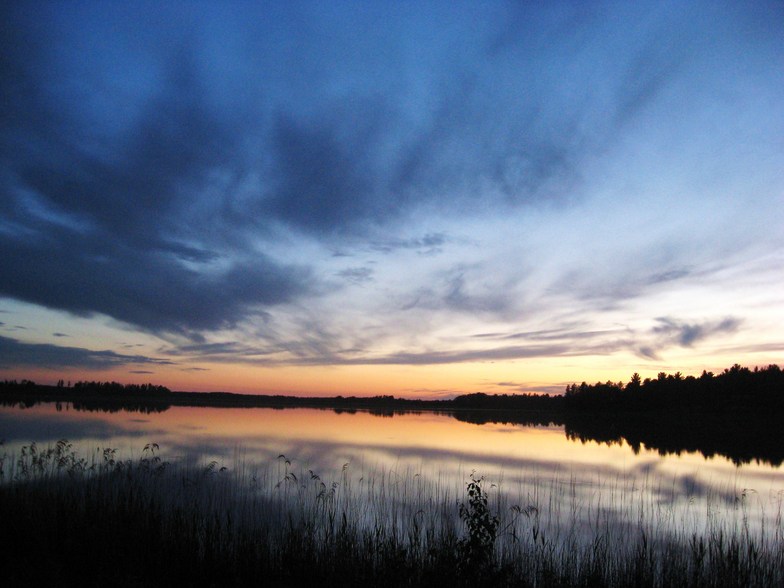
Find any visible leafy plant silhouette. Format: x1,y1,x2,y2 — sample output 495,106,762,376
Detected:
457,472,499,576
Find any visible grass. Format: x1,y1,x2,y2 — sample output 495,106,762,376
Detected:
0,441,782,587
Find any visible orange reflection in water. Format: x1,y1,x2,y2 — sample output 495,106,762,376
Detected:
3,404,781,492
1,403,624,469
3,403,783,534
31,406,773,483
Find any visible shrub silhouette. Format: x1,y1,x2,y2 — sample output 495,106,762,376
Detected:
457,473,499,576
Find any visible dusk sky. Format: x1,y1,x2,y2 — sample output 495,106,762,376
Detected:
1,1,782,398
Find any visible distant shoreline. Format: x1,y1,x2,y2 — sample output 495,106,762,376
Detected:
3,364,784,467
3,363,782,415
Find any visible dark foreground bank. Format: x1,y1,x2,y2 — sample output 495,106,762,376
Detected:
0,442,781,588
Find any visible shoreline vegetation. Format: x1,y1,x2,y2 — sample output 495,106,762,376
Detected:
2,363,783,466
2,362,781,412
1,441,782,587
2,362,781,411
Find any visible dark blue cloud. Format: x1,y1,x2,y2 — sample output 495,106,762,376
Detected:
0,230,308,334
1,4,313,335
265,113,390,235
0,31,310,332
0,335,175,370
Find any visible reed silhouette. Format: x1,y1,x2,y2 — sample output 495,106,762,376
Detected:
1,442,781,587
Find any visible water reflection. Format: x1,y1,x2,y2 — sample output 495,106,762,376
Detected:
1,402,782,540
5,398,780,468
452,409,784,467
0,398,171,414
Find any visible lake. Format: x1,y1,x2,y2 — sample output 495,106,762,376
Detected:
2,401,782,543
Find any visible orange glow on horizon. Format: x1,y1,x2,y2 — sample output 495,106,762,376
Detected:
3,347,782,400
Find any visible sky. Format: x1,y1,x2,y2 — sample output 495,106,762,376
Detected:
1,1,783,398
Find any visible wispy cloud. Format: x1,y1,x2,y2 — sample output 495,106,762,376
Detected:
147,312,747,369
336,267,374,284
652,317,741,347
636,317,742,361
370,233,449,255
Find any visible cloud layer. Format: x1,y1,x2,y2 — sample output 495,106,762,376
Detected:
1,1,782,383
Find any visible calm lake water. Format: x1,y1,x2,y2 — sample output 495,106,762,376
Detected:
2,402,783,538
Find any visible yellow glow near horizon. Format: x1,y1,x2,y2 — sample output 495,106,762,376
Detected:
5,343,783,400
3,300,782,399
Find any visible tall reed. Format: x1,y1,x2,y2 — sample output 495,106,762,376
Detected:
0,440,781,587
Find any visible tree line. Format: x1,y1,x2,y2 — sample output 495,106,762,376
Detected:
562,363,783,413
1,379,171,398
2,363,781,415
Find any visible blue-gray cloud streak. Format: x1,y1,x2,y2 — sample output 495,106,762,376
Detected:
0,335,175,370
